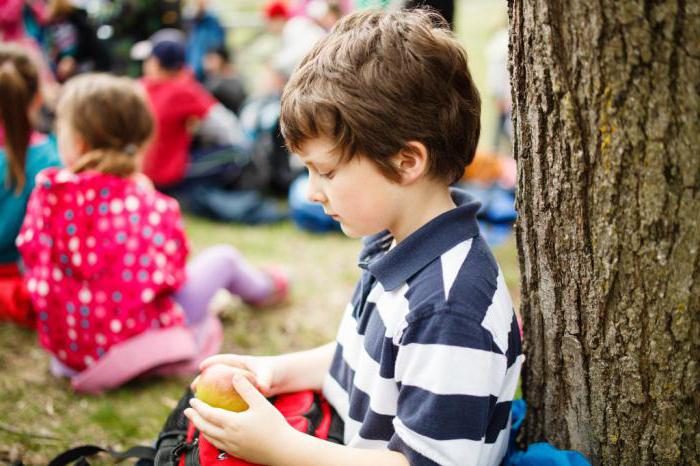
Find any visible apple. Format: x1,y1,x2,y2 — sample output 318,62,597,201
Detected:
195,364,249,412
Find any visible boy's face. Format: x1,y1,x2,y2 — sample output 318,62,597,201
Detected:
297,137,403,239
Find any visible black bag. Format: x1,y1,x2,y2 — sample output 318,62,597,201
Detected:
46,388,343,466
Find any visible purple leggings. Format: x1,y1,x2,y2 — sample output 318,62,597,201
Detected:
174,244,272,325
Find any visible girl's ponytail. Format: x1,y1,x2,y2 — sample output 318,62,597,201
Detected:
0,45,39,193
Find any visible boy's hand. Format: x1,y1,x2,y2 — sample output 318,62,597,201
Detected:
197,354,279,396
184,374,295,465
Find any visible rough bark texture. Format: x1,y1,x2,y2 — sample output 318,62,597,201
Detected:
509,0,699,464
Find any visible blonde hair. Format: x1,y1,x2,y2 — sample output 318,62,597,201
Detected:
0,44,39,193
57,74,154,177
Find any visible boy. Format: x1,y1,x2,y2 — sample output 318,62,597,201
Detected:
184,8,523,466
134,29,245,189
134,30,284,223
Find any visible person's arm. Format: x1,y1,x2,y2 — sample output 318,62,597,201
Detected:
270,341,336,393
197,103,248,148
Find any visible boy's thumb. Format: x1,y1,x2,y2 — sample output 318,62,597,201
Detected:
232,374,266,407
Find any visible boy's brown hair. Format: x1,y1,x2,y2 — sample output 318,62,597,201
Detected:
280,8,481,184
57,73,154,177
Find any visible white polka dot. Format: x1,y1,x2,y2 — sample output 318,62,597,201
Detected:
52,267,63,281
66,315,76,326
152,270,164,284
78,288,92,303
141,288,154,303
164,240,177,255
37,280,49,296
56,170,72,183
86,189,95,200
72,253,82,266
86,237,96,248
110,320,122,333
76,194,84,205
95,333,106,345
155,199,167,213
84,356,95,366
24,229,34,242
27,278,37,293
68,237,80,251
68,328,77,340
87,252,97,265
47,194,57,205
110,199,124,214
155,254,166,267
125,196,140,211
148,212,161,225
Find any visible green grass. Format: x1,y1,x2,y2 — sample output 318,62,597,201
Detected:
0,217,518,464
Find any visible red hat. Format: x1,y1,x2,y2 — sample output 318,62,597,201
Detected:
264,1,290,20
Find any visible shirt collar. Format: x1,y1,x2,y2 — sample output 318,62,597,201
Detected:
359,188,481,291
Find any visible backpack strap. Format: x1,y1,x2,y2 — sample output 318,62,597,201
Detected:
47,444,156,466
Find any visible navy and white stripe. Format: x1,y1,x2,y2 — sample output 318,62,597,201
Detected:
322,189,523,466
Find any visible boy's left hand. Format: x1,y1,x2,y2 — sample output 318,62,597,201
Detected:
184,374,294,464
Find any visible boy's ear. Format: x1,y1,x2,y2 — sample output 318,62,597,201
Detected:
394,141,429,185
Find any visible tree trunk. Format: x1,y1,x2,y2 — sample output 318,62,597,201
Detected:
509,0,699,464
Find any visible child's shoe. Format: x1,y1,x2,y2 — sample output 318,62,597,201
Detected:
247,266,290,308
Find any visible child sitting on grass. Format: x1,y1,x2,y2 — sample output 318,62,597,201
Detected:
17,73,289,393
184,8,523,466
0,43,61,327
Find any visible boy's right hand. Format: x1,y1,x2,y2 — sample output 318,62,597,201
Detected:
194,354,279,397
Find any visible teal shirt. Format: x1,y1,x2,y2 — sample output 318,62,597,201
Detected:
0,138,61,264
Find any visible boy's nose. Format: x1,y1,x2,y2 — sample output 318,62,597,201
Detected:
306,175,326,204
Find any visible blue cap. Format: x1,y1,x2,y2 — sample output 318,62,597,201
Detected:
151,40,185,70
130,28,186,70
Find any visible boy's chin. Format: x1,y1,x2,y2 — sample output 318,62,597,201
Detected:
340,223,381,239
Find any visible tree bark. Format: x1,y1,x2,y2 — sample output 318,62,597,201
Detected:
509,0,699,464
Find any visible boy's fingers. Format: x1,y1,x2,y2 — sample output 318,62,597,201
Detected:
189,398,235,425
200,432,231,455
199,354,248,371
229,368,259,389
190,375,200,392
184,406,227,439
231,374,267,408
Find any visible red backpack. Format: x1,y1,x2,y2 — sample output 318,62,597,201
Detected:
47,388,344,466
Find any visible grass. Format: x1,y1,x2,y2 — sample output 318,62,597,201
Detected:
0,217,518,464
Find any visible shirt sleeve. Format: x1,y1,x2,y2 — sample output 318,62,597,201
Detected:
388,308,511,466
176,81,216,120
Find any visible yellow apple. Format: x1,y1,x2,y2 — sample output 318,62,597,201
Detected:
195,364,249,412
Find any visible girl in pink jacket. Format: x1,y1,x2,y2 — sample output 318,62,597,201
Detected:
17,74,288,393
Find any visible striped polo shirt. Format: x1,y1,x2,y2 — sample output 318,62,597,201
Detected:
322,189,523,466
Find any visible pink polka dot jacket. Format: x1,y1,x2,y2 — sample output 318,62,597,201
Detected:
17,168,189,371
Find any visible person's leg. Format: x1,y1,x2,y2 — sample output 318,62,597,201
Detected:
173,245,273,325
